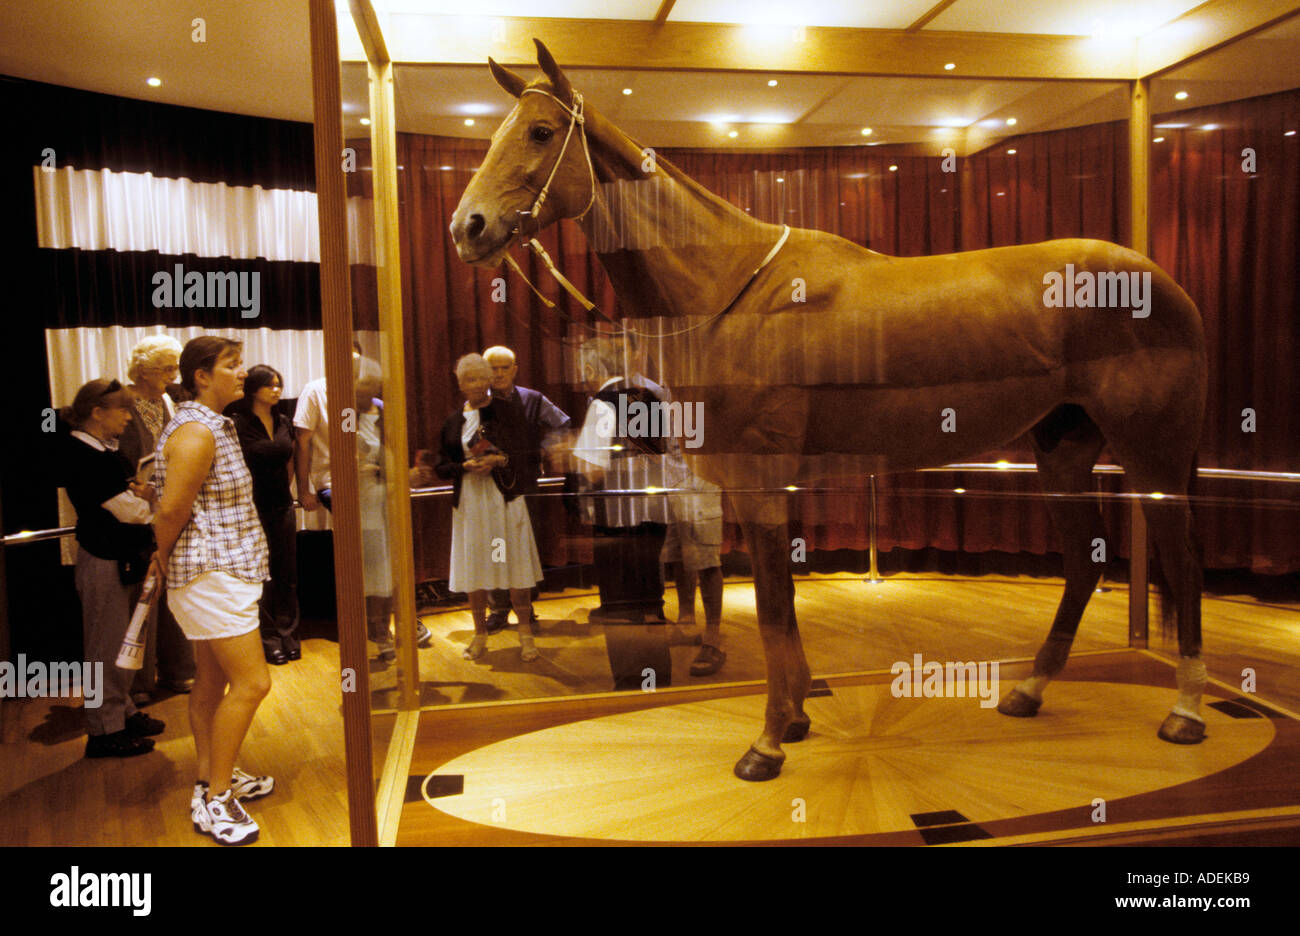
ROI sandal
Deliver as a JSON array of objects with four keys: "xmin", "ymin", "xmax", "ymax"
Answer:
[
  {"xmin": 462, "ymin": 634, "xmax": 487, "ymax": 661},
  {"xmin": 690, "ymin": 644, "xmax": 726, "ymax": 676},
  {"xmin": 519, "ymin": 636, "xmax": 539, "ymax": 662}
]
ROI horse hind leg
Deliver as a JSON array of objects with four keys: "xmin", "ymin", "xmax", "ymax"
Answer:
[
  {"xmin": 998, "ymin": 406, "xmax": 1106, "ymax": 718},
  {"xmin": 1142, "ymin": 472, "xmax": 1205, "ymax": 744},
  {"xmin": 1101, "ymin": 421, "xmax": 1205, "ymax": 743}
]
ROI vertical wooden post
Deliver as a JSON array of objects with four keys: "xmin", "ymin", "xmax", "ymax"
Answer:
[
  {"xmin": 367, "ymin": 57, "xmax": 420, "ymax": 712},
  {"xmin": 309, "ymin": 0, "xmax": 377, "ymax": 846},
  {"xmin": 1128, "ymin": 77, "xmax": 1151, "ymax": 649}
]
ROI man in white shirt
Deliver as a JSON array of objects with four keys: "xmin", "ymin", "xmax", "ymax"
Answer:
[{"xmin": 293, "ymin": 343, "xmax": 431, "ymax": 657}]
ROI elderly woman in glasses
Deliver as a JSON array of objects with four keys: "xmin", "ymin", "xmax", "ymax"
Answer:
[
  {"xmin": 118, "ymin": 335, "xmax": 195, "ymax": 700},
  {"xmin": 434, "ymin": 353, "xmax": 543, "ymax": 663},
  {"xmin": 61, "ymin": 378, "xmax": 165, "ymax": 758}
]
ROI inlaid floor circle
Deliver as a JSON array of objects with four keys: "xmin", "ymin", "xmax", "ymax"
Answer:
[{"xmin": 422, "ymin": 682, "xmax": 1274, "ymax": 842}]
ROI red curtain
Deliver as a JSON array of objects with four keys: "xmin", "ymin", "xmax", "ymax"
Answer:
[
  {"xmin": 1149, "ymin": 88, "xmax": 1300, "ymax": 574},
  {"xmin": 394, "ymin": 95, "xmax": 1298, "ymax": 579}
]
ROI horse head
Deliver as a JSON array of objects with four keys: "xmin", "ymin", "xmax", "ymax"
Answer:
[{"xmin": 450, "ymin": 39, "xmax": 597, "ymax": 267}]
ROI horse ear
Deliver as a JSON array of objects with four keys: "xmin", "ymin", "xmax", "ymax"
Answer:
[
  {"xmin": 488, "ymin": 57, "xmax": 527, "ymax": 99},
  {"xmin": 533, "ymin": 38, "xmax": 573, "ymax": 105}
]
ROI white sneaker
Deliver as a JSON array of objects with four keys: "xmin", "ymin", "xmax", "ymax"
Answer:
[
  {"xmin": 191, "ymin": 782, "xmax": 211, "ymax": 834},
  {"xmin": 230, "ymin": 767, "xmax": 274, "ymax": 801},
  {"xmin": 205, "ymin": 789, "xmax": 259, "ymax": 846}
]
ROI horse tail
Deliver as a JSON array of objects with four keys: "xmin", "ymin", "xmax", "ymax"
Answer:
[{"xmin": 1150, "ymin": 451, "xmax": 1202, "ymax": 644}]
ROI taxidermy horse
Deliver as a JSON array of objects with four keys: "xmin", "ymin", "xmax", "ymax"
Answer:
[{"xmin": 451, "ymin": 40, "xmax": 1208, "ymax": 781}]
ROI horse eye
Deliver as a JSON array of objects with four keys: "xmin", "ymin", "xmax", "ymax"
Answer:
[{"xmin": 531, "ymin": 126, "xmax": 553, "ymax": 143}]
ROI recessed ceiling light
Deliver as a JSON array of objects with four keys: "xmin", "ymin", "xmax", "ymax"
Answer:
[
  {"xmin": 944, "ymin": 63, "xmax": 955, "ymax": 71},
  {"xmin": 776, "ymin": 177, "xmax": 784, "ymax": 183},
  {"xmin": 1285, "ymin": 130, "xmax": 1297, "ymax": 137},
  {"xmin": 728, "ymin": 130, "xmax": 738, "ymax": 138},
  {"xmin": 1153, "ymin": 137, "xmax": 1165, "ymax": 143},
  {"xmin": 1006, "ymin": 148, "xmax": 1017, "ymax": 154},
  {"xmin": 1200, "ymin": 124, "xmax": 1218, "ymax": 131},
  {"xmin": 1006, "ymin": 117, "xmax": 1017, "ymax": 126},
  {"xmin": 768, "ymin": 79, "xmax": 778, "ymax": 87},
  {"xmin": 146, "ymin": 77, "xmax": 161, "ymax": 87},
  {"xmin": 1174, "ymin": 91, "xmax": 1189, "ymax": 100},
  {"xmin": 360, "ymin": 117, "xmax": 370, "ymax": 126},
  {"xmin": 888, "ymin": 165, "xmax": 898, "ymax": 172},
  {"xmin": 622, "ymin": 88, "xmax": 632, "ymax": 95},
  {"xmin": 996, "ymin": 191, "xmax": 1006, "ymax": 197},
  {"xmin": 861, "ymin": 127, "xmax": 872, "ymax": 136},
  {"xmin": 464, "ymin": 118, "xmax": 475, "ymax": 126}
]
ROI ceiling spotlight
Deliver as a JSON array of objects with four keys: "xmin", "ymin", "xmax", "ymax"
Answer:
[
  {"xmin": 1006, "ymin": 117, "xmax": 1017, "ymax": 125},
  {"xmin": 146, "ymin": 77, "xmax": 162, "ymax": 87},
  {"xmin": 944, "ymin": 63, "xmax": 955, "ymax": 71},
  {"xmin": 1174, "ymin": 91, "xmax": 1189, "ymax": 100},
  {"xmin": 464, "ymin": 118, "xmax": 475, "ymax": 126},
  {"xmin": 1006, "ymin": 148, "xmax": 1016, "ymax": 154},
  {"xmin": 776, "ymin": 177, "xmax": 784, "ymax": 183},
  {"xmin": 359, "ymin": 117, "xmax": 370, "ymax": 126},
  {"xmin": 1285, "ymin": 130, "xmax": 1297, "ymax": 137},
  {"xmin": 1200, "ymin": 124, "xmax": 1218, "ymax": 131},
  {"xmin": 622, "ymin": 88, "xmax": 632, "ymax": 95},
  {"xmin": 728, "ymin": 130, "xmax": 738, "ymax": 138},
  {"xmin": 888, "ymin": 165, "xmax": 898, "ymax": 172},
  {"xmin": 1153, "ymin": 137, "xmax": 1165, "ymax": 143},
  {"xmin": 861, "ymin": 127, "xmax": 872, "ymax": 136},
  {"xmin": 768, "ymin": 79, "xmax": 778, "ymax": 87}
]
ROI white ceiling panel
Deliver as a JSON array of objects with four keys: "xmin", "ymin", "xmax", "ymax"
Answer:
[
  {"xmin": 372, "ymin": 0, "xmax": 661, "ymax": 18},
  {"xmin": 927, "ymin": 0, "xmax": 1207, "ymax": 37},
  {"xmin": 668, "ymin": 0, "xmax": 936, "ymax": 29}
]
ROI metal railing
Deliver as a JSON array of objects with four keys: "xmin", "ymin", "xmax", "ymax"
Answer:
[{"xmin": 6, "ymin": 464, "xmax": 1295, "ymax": 549}]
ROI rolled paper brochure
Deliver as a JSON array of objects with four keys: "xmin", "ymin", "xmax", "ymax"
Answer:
[{"xmin": 116, "ymin": 570, "xmax": 160, "ymax": 671}]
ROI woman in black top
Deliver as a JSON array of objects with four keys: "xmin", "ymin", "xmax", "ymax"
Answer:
[
  {"xmin": 61, "ymin": 378, "xmax": 166, "ymax": 757},
  {"xmin": 229, "ymin": 365, "xmax": 299, "ymax": 664}
]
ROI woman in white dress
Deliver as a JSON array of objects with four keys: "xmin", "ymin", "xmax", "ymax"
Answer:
[{"xmin": 435, "ymin": 354, "xmax": 543, "ymax": 661}]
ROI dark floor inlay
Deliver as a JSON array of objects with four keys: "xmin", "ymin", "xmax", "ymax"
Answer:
[
  {"xmin": 1209, "ymin": 700, "xmax": 1263, "ymax": 719},
  {"xmin": 919, "ymin": 824, "xmax": 993, "ymax": 845},
  {"xmin": 1230, "ymin": 696, "xmax": 1286, "ymax": 719},
  {"xmin": 418, "ymin": 774, "xmax": 464, "ymax": 801},
  {"xmin": 911, "ymin": 810, "xmax": 969, "ymax": 827},
  {"xmin": 807, "ymin": 679, "xmax": 833, "ymax": 698}
]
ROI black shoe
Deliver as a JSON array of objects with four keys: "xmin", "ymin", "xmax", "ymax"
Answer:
[
  {"xmin": 265, "ymin": 648, "xmax": 289, "ymax": 665},
  {"xmin": 125, "ymin": 712, "xmax": 166, "ymax": 737},
  {"xmin": 283, "ymin": 641, "xmax": 301, "ymax": 661},
  {"xmin": 86, "ymin": 731, "xmax": 155, "ymax": 758},
  {"xmin": 485, "ymin": 610, "xmax": 509, "ymax": 634},
  {"xmin": 158, "ymin": 677, "xmax": 194, "ymax": 694}
]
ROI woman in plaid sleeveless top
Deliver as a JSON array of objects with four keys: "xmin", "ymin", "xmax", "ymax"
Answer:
[{"xmin": 152, "ymin": 337, "xmax": 272, "ymax": 846}]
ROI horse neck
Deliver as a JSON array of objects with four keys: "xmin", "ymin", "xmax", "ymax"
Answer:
[{"xmin": 576, "ymin": 109, "xmax": 784, "ymax": 321}]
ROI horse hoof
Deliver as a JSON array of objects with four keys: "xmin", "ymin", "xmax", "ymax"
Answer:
[
  {"xmin": 734, "ymin": 748, "xmax": 783, "ymax": 782},
  {"xmin": 996, "ymin": 689, "xmax": 1042, "ymax": 718},
  {"xmin": 1158, "ymin": 713, "xmax": 1206, "ymax": 745},
  {"xmin": 783, "ymin": 720, "xmax": 811, "ymax": 742}
]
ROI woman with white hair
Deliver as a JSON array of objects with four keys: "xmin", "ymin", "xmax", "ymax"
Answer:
[
  {"xmin": 435, "ymin": 353, "xmax": 543, "ymax": 662},
  {"xmin": 119, "ymin": 334, "xmax": 195, "ymax": 700}
]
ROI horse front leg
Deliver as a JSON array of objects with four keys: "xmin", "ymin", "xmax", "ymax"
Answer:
[{"xmin": 734, "ymin": 520, "xmax": 801, "ymax": 781}]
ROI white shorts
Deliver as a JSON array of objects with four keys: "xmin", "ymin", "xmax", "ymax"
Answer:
[{"xmin": 169, "ymin": 571, "xmax": 262, "ymax": 640}]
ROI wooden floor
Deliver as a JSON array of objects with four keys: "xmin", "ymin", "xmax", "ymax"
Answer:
[
  {"xmin": 2, "ymin": 571, "xmax": 1297, "ymax": 846},
  {"xmin": 400, "ymin": 652, "xmax": 1300, "ymax": 845}
]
